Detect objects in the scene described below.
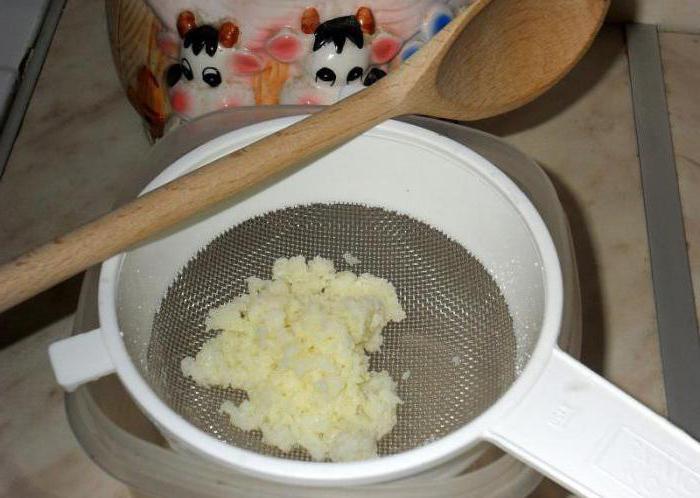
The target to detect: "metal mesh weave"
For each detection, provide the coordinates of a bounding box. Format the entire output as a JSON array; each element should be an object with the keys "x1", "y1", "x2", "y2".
[{"x1": 147, "y1": 203, "x2": 515, "y2": 460}]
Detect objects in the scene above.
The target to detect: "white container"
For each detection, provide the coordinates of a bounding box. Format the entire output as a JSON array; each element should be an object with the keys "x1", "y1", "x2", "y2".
[
  {"x1": 61, "y1": 109, "x2": 581, "y2": 497},
  {"x1": 51, "y1": 112, "x2": 700, "y2": 494}
]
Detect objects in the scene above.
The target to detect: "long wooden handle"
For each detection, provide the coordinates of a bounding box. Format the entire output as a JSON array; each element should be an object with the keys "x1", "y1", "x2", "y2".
[{"x1": 0, "y1": 84, "x2": 403, "y2": 312}]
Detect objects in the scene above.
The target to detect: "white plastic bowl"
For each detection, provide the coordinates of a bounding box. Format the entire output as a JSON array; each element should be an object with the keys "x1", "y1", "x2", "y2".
[{"x1": 50, "y1": 117, "x2": 700, "y2": 496}]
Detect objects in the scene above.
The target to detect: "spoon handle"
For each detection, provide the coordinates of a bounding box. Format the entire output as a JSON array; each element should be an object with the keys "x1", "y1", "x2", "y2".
[{"x1": 0, "y1": 84, "x2": 400, "y2": 313}]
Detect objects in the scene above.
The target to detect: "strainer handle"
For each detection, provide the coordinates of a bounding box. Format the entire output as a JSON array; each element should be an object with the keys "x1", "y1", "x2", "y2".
[
  {"x1": 485, "y1": 348, "x2": 700, "y2": 498},
  {"x1": 49, "y1": 329, "x2": 115, "y2": 392}
]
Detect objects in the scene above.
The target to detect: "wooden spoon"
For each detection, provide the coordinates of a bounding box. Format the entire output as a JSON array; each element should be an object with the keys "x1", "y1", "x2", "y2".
[{"x1": 0, "y1": 0, "x2": 609, "y2": 312}]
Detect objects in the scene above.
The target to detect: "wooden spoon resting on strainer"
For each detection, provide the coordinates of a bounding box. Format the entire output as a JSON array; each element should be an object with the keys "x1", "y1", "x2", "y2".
[{"x1": 0, "y1": 0, "x2": 609, "y2": 312}]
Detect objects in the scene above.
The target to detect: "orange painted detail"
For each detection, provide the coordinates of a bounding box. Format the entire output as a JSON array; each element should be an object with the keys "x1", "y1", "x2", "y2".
[
  {"x1": 253, "y1": 59, "x2": 290, "y2": 105},
  {"x1": 219, "y1": 22, "x2": 240, "y2": 48},
  {"x1": 177, "y1": 10, "x2": 196, "y2": 38},
  {"x1": 356, "y1": 7, "x2": 375, "y2": 35},
  {"x1": 301, "y1": 7, "x2": 320, "y2": 34},
  {"x1": 126, "y1": 65, "x2": 168, "y2": 138}
]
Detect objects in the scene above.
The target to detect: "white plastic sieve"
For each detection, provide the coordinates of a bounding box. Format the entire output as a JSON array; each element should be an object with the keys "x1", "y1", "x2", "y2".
[{"x1": 50, "y1": 118, "x2": 700, "y2": 496}]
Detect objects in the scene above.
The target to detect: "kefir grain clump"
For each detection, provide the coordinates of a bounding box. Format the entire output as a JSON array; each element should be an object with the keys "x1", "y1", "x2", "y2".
[{"x1": 182, "y1": 256, "x2": 405, "y2": 461}]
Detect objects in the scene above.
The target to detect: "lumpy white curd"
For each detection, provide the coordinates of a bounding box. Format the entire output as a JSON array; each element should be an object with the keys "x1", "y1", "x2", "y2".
[{"x1": 181, "y1": 256, "x2": 405, "y2": 461}]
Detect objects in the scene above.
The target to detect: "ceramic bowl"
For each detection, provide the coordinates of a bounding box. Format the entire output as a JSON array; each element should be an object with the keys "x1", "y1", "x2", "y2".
[{"x1": 107, "y1": 0, "x2": 471, "y2": 136}]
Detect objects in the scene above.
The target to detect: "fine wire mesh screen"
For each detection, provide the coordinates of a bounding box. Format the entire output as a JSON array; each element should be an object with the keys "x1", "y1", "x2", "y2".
[{"x1": 147, "y1": 203, "x2": 515, "y2": 460}]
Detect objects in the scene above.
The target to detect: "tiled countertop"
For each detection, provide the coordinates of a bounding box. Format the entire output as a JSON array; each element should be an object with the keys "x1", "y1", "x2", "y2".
[{"x1": 1, "y1": 1, "x2": 698, "y2": 496}]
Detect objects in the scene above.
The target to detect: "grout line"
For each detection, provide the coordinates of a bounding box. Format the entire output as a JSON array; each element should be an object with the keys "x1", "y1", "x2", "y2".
[
  {"x1": 0, "y1": 0, "x2": 68, "y2": 178},
  {"x1": 658, "y1": 28, "x2": 700, "y2": 36},
  {"x1": 626, "y1": 23, "x2": 700, "y2": 440}
]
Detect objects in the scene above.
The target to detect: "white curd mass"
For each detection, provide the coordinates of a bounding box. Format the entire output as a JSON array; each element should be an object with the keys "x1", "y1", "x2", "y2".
[{"x1": 181, "y1": 256, "x2": 405, "y2": 461}]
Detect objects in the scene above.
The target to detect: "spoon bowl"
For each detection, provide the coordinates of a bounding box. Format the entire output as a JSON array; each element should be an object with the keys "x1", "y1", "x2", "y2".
[{"x1": 403, "y1": 0, "x2": 610, "y2": 119}]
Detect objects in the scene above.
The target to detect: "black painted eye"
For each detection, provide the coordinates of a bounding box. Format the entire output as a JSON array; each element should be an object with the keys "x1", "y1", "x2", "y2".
[
  {"x1": 202, "y1": 67, "x2": 222, "y2": 87},
  {"x1": 181, "y1": 58, "x2": 193, "y2": 80},
  {"x1": 347, "y1": 66, "x2": 363, "y2": 83},
  {"x1": 166, "y1": 63, "x2": 182, "y2": 87},
  {"x1": 363, "y1": 67, "x2": 387, "y2": 87},
  {"x1": 315, "y1": 67, "x2": 336, "y2": 86}
]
